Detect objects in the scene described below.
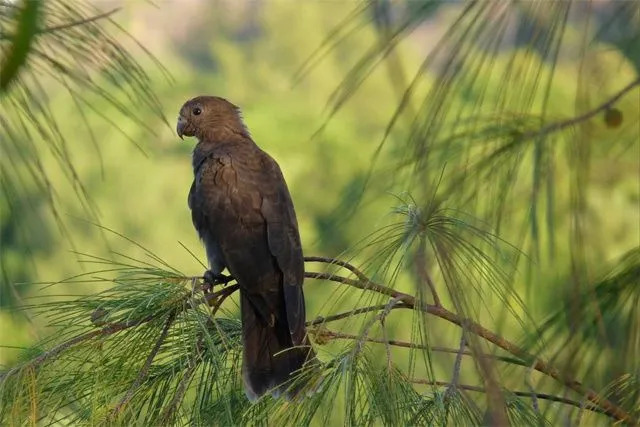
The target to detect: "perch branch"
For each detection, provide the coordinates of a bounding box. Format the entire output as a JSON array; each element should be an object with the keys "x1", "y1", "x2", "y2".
[{"x1": 203, "y1": 284, "x2": 240, "y2": 314}]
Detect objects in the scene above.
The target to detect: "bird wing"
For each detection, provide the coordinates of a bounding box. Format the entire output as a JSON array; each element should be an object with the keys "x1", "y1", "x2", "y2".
[
  {"x1": 191, "y1": 144, "x2": 306, "y2": 345},
  {"x1": 257, "y1": 153, "x2": 306, "y2": 346}
]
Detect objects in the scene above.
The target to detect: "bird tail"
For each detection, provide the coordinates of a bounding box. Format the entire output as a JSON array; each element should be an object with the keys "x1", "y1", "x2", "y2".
[{"x1": 240, "y1": 292, "x2": 315, "y2": 401}]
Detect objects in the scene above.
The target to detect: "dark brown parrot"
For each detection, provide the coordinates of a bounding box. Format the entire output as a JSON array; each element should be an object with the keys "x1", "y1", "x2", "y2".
[{"x1": 176, "y1": 96, "x2": 314, "y2": 401}]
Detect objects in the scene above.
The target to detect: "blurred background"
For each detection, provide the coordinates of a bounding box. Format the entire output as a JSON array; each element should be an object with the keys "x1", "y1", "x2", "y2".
[{"x1": 1, "y1": 1, "x2": 639, "y2": 424}]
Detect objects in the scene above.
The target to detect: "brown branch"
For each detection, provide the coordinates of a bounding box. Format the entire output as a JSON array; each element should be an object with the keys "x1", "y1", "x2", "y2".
[
  {"x1": 38, "y1": 8, "x2": 121, "y2": 34},
  {"x1": 410, "y1": 379, "x2": 607, "y2": 416},
  {"x1": 304, "y1": 271, "x2": 413, "y2": 302},
  {"x1": 109, "y1": 311, "x2": 176, "y2": 420},
  {"x1": 414, "y1": 242, "x2": 442, "y2": 306},
  {"x1": 304, "y1": 268, "x2": 636, "y2": 424},
  {"x1": 306, "y1": 303, "x2": 413, "y2": 326},
  {"x1": 448, "y1": 334, "x2": 466, "y2": 392},
  {"x1": 309, "y1": 328, "x2": 526, "y2": 366},
  {"x1": 304, "y1": 256, "x2": 370, "y2": 282},
  {"x1": 204, "y1": 284, "x2": 240, "y2": 314},
  {"x1": 522, "y1": 76, "x2": 640, "y2": 140},
  {"x1": 355, "y1": 295, "x2": 403, "y2": 356}
]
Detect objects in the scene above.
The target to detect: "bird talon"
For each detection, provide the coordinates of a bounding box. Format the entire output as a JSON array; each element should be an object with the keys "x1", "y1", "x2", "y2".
[{"x1": 203, "y1": 270, "x2": 233, "y2": 291}]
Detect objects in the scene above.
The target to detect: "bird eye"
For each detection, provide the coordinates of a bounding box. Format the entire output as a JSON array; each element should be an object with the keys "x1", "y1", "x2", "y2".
[{"x1": 193, "y1": 107, "x2": 202, "y2": 116}]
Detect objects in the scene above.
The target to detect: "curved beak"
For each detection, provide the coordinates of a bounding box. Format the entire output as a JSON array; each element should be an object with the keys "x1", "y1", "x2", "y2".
[{"x1": 176, "y1": 116, "x2": 187, "y2": 140}]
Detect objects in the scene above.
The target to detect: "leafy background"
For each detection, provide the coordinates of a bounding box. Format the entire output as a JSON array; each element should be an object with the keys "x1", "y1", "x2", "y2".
[{"x1": 1, "y1": 0, "x2": 638, "y2": 425}]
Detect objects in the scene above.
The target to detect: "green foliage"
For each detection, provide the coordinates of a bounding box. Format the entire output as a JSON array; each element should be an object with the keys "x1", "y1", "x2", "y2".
[
  {"x1": 0, "y1": 0, "x2": 39, "y2": 91},
  {"x1": 0, "y1": 0, "x2": 168, "y2": 306},
  {"x1": 1, "y1": 0, "x2": 639, "y2": 425},
  {"x1": 529, "y1": 248, "x2": 640, "y2": 389}
]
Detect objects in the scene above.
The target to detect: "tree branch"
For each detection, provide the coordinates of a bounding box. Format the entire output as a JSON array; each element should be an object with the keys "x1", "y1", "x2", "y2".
[
  {"x1": 414, "y1": 241, "x2": 442, "y2": 306},
  {"x1": 3, "y1": 255, "x2": 635, "y2": 424},
  {"x1": 303, "y1": 264, "x2": 636, "y2": 424},
  {"x1": 522, "y1": 76, "x2": 640, "y2": 140},
  {"x1": 447, "y1": 334, "x2": 466, "y2": 393},
  {"x1": 306, "y1": 302, "x2": 413, "y2": 326},
  {"x1": 38, "y1": 8, "x2": 121, "y2": 34},
  {"x1": 304, "y1": 271, "x2": 413, "y2": 302},
  {"x1": 304, "y1": 256, "x2": 370, "y2": 283},
  {"x1": 309, "y1": 328, "x2": 524, "y2": 366}
]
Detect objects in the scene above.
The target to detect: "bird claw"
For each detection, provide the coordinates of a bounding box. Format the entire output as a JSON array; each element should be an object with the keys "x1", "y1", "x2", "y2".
[{"x1": 203, "y1": 270, "x2": 233, "y2": 293}]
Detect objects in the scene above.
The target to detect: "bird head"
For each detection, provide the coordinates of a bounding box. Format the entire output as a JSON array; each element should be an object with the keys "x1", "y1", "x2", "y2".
[{"x1": 176, "y1": 96, "x2": 248, "y2": 141}]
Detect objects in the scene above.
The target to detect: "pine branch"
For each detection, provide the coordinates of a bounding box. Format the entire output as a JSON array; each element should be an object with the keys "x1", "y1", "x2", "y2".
[
  {"x1": 414, "y1": 241, "x2": 442, "y2": 307},
  {"x1": 304, "y1": 256, "x2": 371, "y2": 282},
  {"x1": 309, "y1": 328, "x2": 525, "y2": 366},
  {"x1": 38, "y1": 8, "x2": 121, "y2": 34},
  {"x1": 521, "y1": 76, "x2": 640, "y2": 140},
  {"x1": 2, "y1": 256, "x2": 635, "y2": 424},
  {"x1": 307, "y1": 302, "x2": 413, "y2": 326},
  {"x1": 303, "y1": 271, "x2": 413, "y2": 302},
  {"x1": 206, "y1": 284, "x2": 240, "y2": 314},
  {"x1": 304, "y1": 259, "x2": 636, "y2": 424},
  {"x1": 447, "y1": 334, "x2": 467, "y2": 393}
]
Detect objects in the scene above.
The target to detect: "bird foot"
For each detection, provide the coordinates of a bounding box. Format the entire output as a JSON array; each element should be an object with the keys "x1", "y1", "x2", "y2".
[{"x1": 202, "y1": 270, "x2": 233, "y2": 293}]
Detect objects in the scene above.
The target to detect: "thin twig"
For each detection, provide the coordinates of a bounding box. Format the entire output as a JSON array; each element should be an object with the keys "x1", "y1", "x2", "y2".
[
  {"x1": 109, "y1": 310, "x2": 176, "y2": 419},
  {"x1": 38, "y1": 8, "x2": 121, "y2": 34},
  {"x1": 355, "y1": 295, "x2": 404, "y2": 355},
  {"x1": 304, "y1": 271, "x2": 413, "y2": 303},
  {"x1": 414, "y1": 242, "x2": 442, "y2": 306},
  {"x1": 309, "y1": 328, "x2": 525, "y2": 366},
  {"x1": 448, "y1": 334, "x2": 466, "y2": 392},
  {"x1": 526, "y1": 362, "x2": 540, "y2": 415},
  {"x1": 205, "y1": 284, "x2": 240, "y2": 314},
  {"x1": 306, "y1": 303, "x2": 413, "y2": 326},
  {"x1": 410, "y1": 379, "x2": 605, "y2": 416},
  {"x1": 522, "y1": 76, "x2": 640, "y2": 140},
  {"x1": 304, "y1": 256, "x2": 370, "y2": 282},
  {"x1": 380, "y1": 317, "x2": 393, "y2": 371}
]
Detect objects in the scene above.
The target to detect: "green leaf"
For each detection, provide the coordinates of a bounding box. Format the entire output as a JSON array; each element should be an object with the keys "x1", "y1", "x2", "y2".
[{"x1": 0, "y1": 0, "x2": 40, "y2": 92}]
